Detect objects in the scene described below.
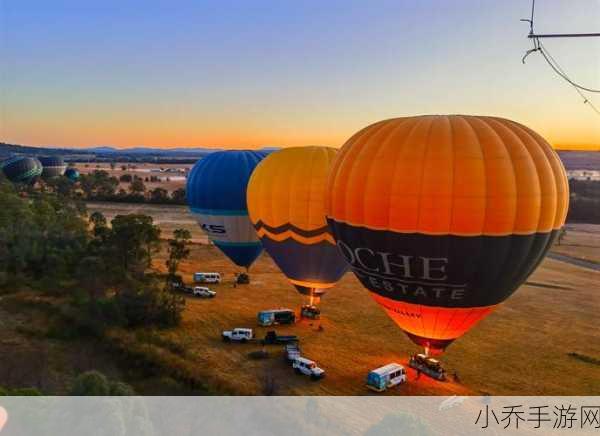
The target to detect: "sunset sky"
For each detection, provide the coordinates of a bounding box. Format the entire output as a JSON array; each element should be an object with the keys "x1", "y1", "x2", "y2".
[{"x1": 1, "y1": 0, "x2": 599, "y2": 150}]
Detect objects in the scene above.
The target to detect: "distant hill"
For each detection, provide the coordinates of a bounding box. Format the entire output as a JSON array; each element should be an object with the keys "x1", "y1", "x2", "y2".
[
  {"x1": 0, "y1": 142, "x2": 282, "y2": 162},
  {"x1": 557, "y1": 151, "x2": 600, "y2": 171},
  {"x1": 6, "y1": 142, "x2": 592, "y2": 169},
  {"x1": 0, "y1": 142, "x2": 219, "y2": 162},
  {"x1": 0, "y1": 142, "x2": 90, "y2": 158}
]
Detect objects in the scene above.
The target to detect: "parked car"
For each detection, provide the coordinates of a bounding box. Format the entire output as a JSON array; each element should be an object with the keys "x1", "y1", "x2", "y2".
[
  {"x1": 193, "y1": 286, "x2": 216, "y2": 298},
  {"x1": 222, "y1": 328, "x2": 253, "y2": 343},
  {"x1": 257, "y1": 309, "x2": 295, "y2": 326},
  {"x1": 284, "y1": 343, "x2": 301, "y2": 363},
  {"x1": 261, "y1": 330, "x2": 298, "y2": 345},
  {"x1": 409, "y1": 354, "x2": 446, "y2": 381},
  {"x1": 293, "y1": 357, "x2": 325, "y2": 380},
  {"x1": 194, "y1": 272, "x2": 221, "y2": 284},
  {"x1": 366, "y1": 363, "x2": 407, "y2": 392}
]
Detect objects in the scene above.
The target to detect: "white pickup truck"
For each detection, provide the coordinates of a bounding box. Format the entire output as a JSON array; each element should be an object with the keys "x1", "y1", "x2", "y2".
[
  {"x1": 193, "y1": 286, "x2": 216, "y2": 298},
  {"x1": 222, "y1": 328, "x2": 253, "y2": 343},
  {"x1": 293, "y1": 357, "x2": 325, "y2": 380}
]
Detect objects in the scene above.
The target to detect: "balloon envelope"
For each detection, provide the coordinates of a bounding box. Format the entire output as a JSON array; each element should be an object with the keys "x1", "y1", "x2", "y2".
[
  {"x1": 326, "y1": 115, "x2": 569, "y2": 353},
  {"x1": 38, "y1": 156, "x2": 66, "y2": 178},
  {"x1": 187, "y1": 150, "x2": 268, "y2": 268},
  {"x1": 247, "y1": 146, "x2": 348, "y2": 299},
  {"x1": 1, "y1": 156, "x2": 42, "y2": 184},
  {"x1": 65, "y1": 167, "x2": 80, "y2": 181}
]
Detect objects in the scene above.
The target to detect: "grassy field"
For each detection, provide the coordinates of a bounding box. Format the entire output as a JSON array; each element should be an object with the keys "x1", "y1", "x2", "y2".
[
  {"x1": 82, "y1": 202, "x2": 600, "y2": 395},
  {"x1": 553, "y1": 224, "x2": 600, "y2": 264},
  {"x1": 87, "y1": 201, "x2": 207, "y2": 243},
  {"x1": 146, "y1": 243, "x2": 599, "y2": 396},
  {"x1": 77, "y1": 162, "x2": 191, "y2": 193}
]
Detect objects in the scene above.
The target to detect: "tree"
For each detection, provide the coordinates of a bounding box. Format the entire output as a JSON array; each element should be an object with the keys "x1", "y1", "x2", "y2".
[
  {"x1": 129, "y1": 178, "x2": 146, "y2": 196},
  {"x1": 119, "y1": 174, "x2": 132, "y2": 183},
  {"x1": 165, "y1": 229, "x2": 191, "y2": 282},
  {"x1": 116, "y1": 280, "x2": 185, "y2": 327},
  {"x1": 108, "y1": 214, "x2": 161, "y2": 280},
  {"x1": 110, "y1": 162, "x2": 116, "y2": 170},
  {"x1": 89, "y1": 211, "x2": 107, "y2": 229},
  {"x1": 76, "y1": 256, "x2": 109, "y2": 300},
  {"x1": 171, "y1": 188, "x2": 186, "y2": 204},
  {"x1": 79, "y1": 170, "x2": 118, "y2": 199},
  {"x1": 149, "y1": 187, "x2": 169, "y2": 203},
  {"x1": 0, "y1": 179, "x2": 89, "y2": 286}
]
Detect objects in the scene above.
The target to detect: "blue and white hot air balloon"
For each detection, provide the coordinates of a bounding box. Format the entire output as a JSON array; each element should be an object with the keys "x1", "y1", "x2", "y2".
[{"x1": 186, "y1": 150, "x2": 269, "y2": 270}]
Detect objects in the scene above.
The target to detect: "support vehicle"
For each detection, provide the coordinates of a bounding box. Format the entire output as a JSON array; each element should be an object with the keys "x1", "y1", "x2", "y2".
[
  {"x1": 222, "y1": 328, "x2": 253, "y2": 342},
  {"x1": 293, "y1": 357, "x2": 325, "y2": 380},
  {"x1": 366, "y1": 363, "x2": 407, "y2": 392},
  {"x1": 257, "y1": 309, "x2": 295, "y2": 326},
  {"x1": 261, "y1": 330, "x2": 298, "y2": 345},
  {"x1": 193, "y1": 286, "x2": 216, "y2": 298},
  {"x1": 409, "y1": 354, "x2": 446, "y2": 381},
  {"x1": 284, "y1": 343, "x2": 301, "y2": 363},
  {"x1": 194, "y1": 272, "x2": 221, "y2": 284}
]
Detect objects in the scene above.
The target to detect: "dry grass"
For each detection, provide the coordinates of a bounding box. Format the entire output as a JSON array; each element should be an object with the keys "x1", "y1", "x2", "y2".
[
  {"x1": 145, "y1": 240, "x2": 600, "y2": 396},
  {"x1": 552, "y1": 224, "x2": 600, "y2": 264},
  {"x1": 86, "y1": 202, "x2": 207, "y2": 243},
  {"x1": 82, "y1": 203, "x2": 600, "y2": 395}
]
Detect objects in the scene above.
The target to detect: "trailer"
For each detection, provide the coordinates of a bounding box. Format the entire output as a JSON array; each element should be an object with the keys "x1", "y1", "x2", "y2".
[{"x1": 261, "y1": 330, "x2": 298, "y2": 345}]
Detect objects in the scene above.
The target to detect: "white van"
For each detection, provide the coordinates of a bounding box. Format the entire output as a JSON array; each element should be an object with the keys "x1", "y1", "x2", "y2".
[
  {"x1": 194, "y1": 272, "x2": 221, "y2": 284},
  {"x1": 366, "y1": 363, "x2": 407, "y2": 392}
]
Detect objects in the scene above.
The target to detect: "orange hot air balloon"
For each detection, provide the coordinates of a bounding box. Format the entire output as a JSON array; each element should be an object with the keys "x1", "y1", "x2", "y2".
[
  {"x1": 247, "y1": 146, "x2": 349, "y2": 312},
  {"x1": 326, "y1": 115, "x2": 569, "y2": 355}
]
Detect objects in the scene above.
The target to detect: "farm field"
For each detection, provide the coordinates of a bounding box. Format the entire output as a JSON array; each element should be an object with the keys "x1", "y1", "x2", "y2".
[
  {"x1": 83, "y1": 201, "x2": 600, "y2": 395},
  {"x1": 552, "y1": 224, "x2": 600, "y2": 264},
  {"x1": 76, "y1": 162, "x2": 192, "y2": 193},
  {"x1": 147, "y1": 243, "x2": 600, "y2": 396},
  {"x1": 87, "y1": 201, "x2": 206, "y2": 243}
]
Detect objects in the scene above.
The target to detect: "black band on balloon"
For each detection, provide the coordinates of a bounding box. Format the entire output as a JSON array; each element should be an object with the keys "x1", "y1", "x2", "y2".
[{"x1": 327, "y1": 219, "x2": 558, "y2": 308}]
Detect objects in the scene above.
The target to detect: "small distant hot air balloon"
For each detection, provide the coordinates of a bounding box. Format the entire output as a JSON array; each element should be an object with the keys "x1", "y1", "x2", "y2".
[
  {"x1": 247, "y1": 146, "x2": 348, "y2": 314},
  {"x1": 1, "y1": 156, "x2": 43, "y2": 184},
  {"x1": 187, "y1": 151, "x2": 268, "y2": 273},
  {"x1": 65, "y1": 167, "x2": 80, "y2": 181},
  {"x1": 38, "y1": 156, "x2": 66, "y2": 178},
  {"x1": 326, "y1": 115, "x2": 569, "y2": 355}
]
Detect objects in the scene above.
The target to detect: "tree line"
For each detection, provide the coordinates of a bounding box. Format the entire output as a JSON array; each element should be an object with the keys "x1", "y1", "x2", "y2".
[{"x1": 45, "y1": 169, "x2": 187, "y2": 205}]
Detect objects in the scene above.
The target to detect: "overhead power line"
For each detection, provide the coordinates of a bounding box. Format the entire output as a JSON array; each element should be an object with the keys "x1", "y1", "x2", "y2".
[{"x1": 521, "y1": 0, "x2": 600, "y2": 116}]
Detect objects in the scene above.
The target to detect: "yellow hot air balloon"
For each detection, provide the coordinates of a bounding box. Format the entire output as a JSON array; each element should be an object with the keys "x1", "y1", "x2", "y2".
[
  {"x1": 247, "y1": 146, "x2": 348, "y2": 315},
  {"x1": 326, "y1": 115, "x2": 569, "y2": 355}
]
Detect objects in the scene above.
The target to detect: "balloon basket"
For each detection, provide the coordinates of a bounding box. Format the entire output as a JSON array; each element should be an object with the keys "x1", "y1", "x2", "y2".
[
  {"x1": 408, "y1": 353, "x2": 447, "y2": 381},
  {"x1": 300, "y1": 304, "x2": 321, "y2": 320}
]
